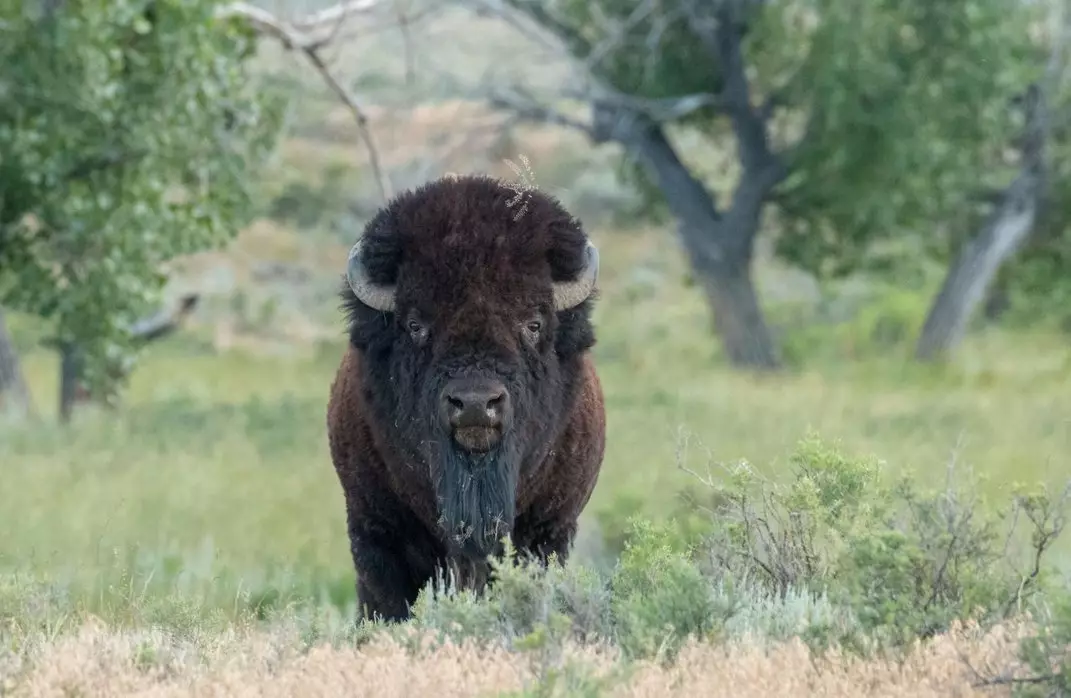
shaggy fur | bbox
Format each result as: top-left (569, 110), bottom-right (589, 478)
top-left (326, 174), bottom-right (607, 623)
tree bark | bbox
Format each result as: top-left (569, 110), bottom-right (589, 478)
top-left (915, 182), bottom-right (1038, 361)
top-left (700, 261), bottom-right (780, 368)
top-left (915, 85), bottom-right (1047, 362)
top-left (0, 307), bottom-right (34, 421)
top-left (57, 341), bottom-right (85, 425)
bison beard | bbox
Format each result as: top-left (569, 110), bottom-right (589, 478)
top-left (433, 446), bottom-right (517, 564)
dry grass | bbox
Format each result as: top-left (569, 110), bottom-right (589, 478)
top-left (2, 619), bottom-right (1033, 697)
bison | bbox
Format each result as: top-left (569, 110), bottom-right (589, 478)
top-left (326, 174), bottom-right (607, 623)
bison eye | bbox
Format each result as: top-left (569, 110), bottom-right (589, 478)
top-left (405, 317), bottom-right (428, 343)
top-left (521, 318), bottom-right (543, 345)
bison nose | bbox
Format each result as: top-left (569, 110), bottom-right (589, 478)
top-left (442, 381), bottom-right (508, 429)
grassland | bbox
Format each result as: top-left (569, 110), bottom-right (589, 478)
top-left (2, 3), bottom-right (1070, 694)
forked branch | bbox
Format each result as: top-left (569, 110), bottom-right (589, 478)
top-left (218, 1), bottom-right (395, 203)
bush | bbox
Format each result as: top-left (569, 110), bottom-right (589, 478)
top-left (688, 433), bottom-right (1070, 654)
top-left (386, 515), bottom-right (857, 664)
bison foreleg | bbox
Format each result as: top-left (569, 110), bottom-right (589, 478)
top-left (514, 518), bottom-right (576, 569)
top-left (350, 533), bottom-right (424, 624)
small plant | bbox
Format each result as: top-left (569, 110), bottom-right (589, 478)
top-left (608, 519), bottom-right (725, 661)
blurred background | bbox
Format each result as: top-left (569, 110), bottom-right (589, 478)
top-left (2, 0), bottom-right (1070, 618)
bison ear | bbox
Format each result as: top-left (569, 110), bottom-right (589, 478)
top-left (347, 237), bottom-right (398, 312)
top-left (551, 240), bottom-right (599, 311)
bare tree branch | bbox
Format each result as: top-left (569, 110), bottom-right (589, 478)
top-left (682, 1), bottom-right (783, 184)
top-left (218, 1), bottom-right (395, 203)
top-left (486, 87), bottom-right (595, 136)
top-left (218, 1), bottom-right (383, 51)
top-left (393, 0), bottom-right (417, 87)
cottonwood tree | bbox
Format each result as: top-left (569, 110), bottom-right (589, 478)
top-left (0, 0), bottom-right (423, 419)
top-left (953, 4), bottom-right (1071, 346)
top-left (457, 0), bottom-right (1048, 369)
top-left (912, 2), bottom-right (1070, 360)
top-left (0, 0), bottom-right (285, 415)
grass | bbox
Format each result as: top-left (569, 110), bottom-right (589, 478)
top-left (5, 225), bottom-right (1070, 610)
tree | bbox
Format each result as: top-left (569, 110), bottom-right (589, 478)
top-left (954, 5), bottom-right (1071, 343)
top-left (0, 0), bottom-right (284, 404)
top-left (459, 0), bottom-right (1049, 369)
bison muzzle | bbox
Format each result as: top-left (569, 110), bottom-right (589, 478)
top-left (326, 173), bottom-right (607, 623)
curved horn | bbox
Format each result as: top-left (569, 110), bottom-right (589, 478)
top-left (552, 241), bottom-right (599, 311)
top-left (346, 237), bottom-right (397, 312)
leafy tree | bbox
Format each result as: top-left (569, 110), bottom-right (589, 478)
top-left (0, 0), bottom-right (284, 404)
top-left (487, 0), bottom-right (1053, 367)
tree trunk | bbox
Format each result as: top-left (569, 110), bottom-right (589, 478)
top-left (593, 107), bottom-right (782, 370)
top-left (58, 341), bottom-right (85, 424)
top-left (915, 83), bottom-right (1047, 362)
top-left (0, 307), bottom-right (34, 421)
top-left (915, 171), bottom-right (1040, 361)
top-left (699, 261), bottom-right (780, 368)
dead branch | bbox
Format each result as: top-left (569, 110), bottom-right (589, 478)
top-left (218, 1), bottom-right (395, 203)
top-left (485, 86), bottom-right (595, 137)
top-left (458, 0), bottom-right (721, 129)
top-left (218, 1), bottom-right (383, 50)
top-left (126, 294), bottom-right (200, 343)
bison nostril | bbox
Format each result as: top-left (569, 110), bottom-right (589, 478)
top-left (486, 392), bottom-right (505, 412)
top-left (446, 395), bottom-right (465, 412)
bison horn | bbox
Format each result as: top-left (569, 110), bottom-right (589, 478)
top-left (347, 237), bottom-right (397, 312)
top-left (552, 241), bottom-right (600, 311)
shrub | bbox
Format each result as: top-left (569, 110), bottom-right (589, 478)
top-left (393, 516), bottom-right (858, 664)
top-left (687, 432), bottom-right (1070, 654)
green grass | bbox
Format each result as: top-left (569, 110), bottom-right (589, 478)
top-left (3, 224), bottom-right (1070, 627)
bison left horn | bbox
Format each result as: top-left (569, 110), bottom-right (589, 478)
top-left (347, 237), bottom-right (397, 312)
top-left (552, 241), bottom-right (599, 311)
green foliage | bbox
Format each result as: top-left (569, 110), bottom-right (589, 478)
top-left (775, 0), bottom-right (1044, 279)
top-left (0, 0), bottom-right (284, 397)
top-left (695, 434), bottom-right (1070, 652)
top-left (608, 520), bottom-right (723, 659)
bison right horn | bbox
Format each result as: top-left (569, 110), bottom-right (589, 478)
top-left (347, 237), bottom-right (397, 312)
top-left (551, 241), bottom-right (599, 311)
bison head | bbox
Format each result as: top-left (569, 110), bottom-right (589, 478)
top-left (341, 175), bottom-right (599, 562)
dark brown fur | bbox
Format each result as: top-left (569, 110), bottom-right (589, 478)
top-left (326, 174), bottom-right (606, 623)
